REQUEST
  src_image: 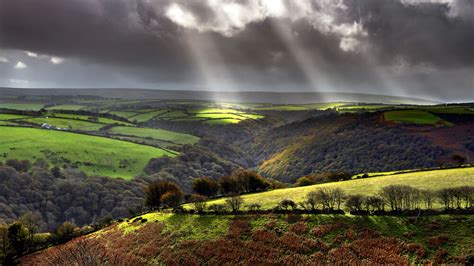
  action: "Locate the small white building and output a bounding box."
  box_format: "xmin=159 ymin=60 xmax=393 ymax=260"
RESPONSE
xmin=41 ymin=123 xmax=53 ymax=130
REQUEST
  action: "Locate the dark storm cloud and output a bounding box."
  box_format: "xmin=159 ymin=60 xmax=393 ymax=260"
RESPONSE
xmin=0 ymin=0 xmax=473 ymax=100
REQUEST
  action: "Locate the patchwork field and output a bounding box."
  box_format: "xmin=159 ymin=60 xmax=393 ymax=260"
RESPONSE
xmin=107 ymin=106 xmax=265 ymax=124
xmin=192 ymin=167 xmax=474 ymax=210
xmin=0 ymin=127 xmax=176 ymax=178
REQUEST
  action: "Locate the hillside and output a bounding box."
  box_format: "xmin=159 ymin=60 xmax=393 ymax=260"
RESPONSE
xmin=0 ymin=87 xmax=439 ymax=105
xmin=249 ymin=111 xmax=474 ymax=182
xmin=192 ymin=167 xmax=474 ymax=210
xmin=21 ymin=213 xmax=474 ymax=265
xmin=0 ymin=127 xmax=175 ymax=178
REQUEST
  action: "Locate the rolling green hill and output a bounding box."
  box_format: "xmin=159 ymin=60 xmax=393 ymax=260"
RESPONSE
xmin=0 ymin=127 xmax=176 ymax=178
xmin=191 ymin=167 xmax=474 ymax=210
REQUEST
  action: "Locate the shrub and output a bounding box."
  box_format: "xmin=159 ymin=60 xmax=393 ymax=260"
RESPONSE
xmin=145 ymin=181 xmax=183 ymax=209
xmin=190 ymin=195 xmax=208 ymax=213
xmin=311 ymin=188 xmax=346 ymax=210
xmin=225 ymin=194 xmax=244 ymax=212
xmin=365 ymin=196 xmax=385 ymax=212
xmin=246 ymin=203 xmax=261 ymax=211
xmin=208 ymin=204 xmax=226 ymax=213
xmin=380 ymin=185 xmax=421 ymax=211
xmin=428 ymin=235 xmax=449 ymax=248
xmin=192 ymin=177 xmax=219 ymax=197
xmin=346 ymin=195 xmax=365 ymax=212
xmin=219 ymin=176 xmax=240 ymax=194
xmin=295 ymin=176 xmax=314 ymax=187
xmin=161 ymin=190 xmax=184 ymax=208
xmin=6 ymin=159 xmax=30 ymax=173
xmin=53 ymin=221 xmax=78 ymax=243
xmin=279 ymin=199 xmax=297 ymax=211
xmin=219 ymin=169 xmax=270 ymax=194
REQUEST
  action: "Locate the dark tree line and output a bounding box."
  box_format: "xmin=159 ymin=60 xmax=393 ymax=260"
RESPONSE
xmin=191 ymin=169 xmax=282 ymax=198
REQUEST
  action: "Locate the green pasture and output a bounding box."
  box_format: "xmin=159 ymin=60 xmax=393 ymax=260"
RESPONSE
xmin=0 ymin=127 xmax=175 ymax=179
xmin=47 ymin=105 xmax=86 ymax=111
xmin=108 ymin=126 xmax=200 ymax=145
xmin=25 ymin=117 xmax=105 ymax=131
xmin=187 ymin=167 xmax=474 ymax=210
xmin=0 ymin=113 xmax=31 ymax=120
xmin=384 ymin=110 xmax=448 ymax=125
xmin=109 ymin=111 xmax=140 ymax=118
xmin=0 ymin=103 xmax=44 ymax=110
xmin=53 ymin=113 xmax=132 ymax=126
xmin=129 ymin=110 xmax=169 ymax=122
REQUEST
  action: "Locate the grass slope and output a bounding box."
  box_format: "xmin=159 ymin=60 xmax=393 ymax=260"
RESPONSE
xmin=0 ymin=103 xmax=44 ymax=110
xmin=384 ymin=110 xmax=446 ymax=125
xmin=195 ymin=167 xmax=474 ymax=210
xmin=47 ymin=105 xmax=86 ymax=111
xmin=0 ymin=114 xmax=31 ymax=120
xmin=53 ymin=113 xmax=132 ymax=126
xmin=0 ymin=127 xmax=176 ymax=178
xmin=23 ymin=213 xmax=474 ymax=264
xmin=109 ymin=126 xmax=200 ymax=145
xmin=24 ymin=117 xmax=105 ymax=131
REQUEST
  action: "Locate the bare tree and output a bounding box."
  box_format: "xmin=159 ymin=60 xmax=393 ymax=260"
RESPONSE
xmin=225 ymin=194 xmax=244 ymax=212
xmin=346 ymin=195 xmax=365 ymax=212
xmin=190 ymin=195 xmax=208 ymax=213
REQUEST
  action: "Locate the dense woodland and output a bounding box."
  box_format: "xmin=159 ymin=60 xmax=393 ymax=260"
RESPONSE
xmin=0 ymin=163 xmax=145 ymax=230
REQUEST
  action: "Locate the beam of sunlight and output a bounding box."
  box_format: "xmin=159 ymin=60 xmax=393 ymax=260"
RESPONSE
xmin=271 ymin=20 xmax=333 ymax=103
xmin=166 ymin=3 xmax=242 ymax=104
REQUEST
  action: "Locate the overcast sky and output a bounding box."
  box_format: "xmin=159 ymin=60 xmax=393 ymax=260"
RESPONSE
xmin=0 ymin=0 xmax=473 ymax=101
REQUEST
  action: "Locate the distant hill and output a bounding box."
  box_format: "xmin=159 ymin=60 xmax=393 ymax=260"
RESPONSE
xmin=0 ymin=87 xmax=440 ymax=105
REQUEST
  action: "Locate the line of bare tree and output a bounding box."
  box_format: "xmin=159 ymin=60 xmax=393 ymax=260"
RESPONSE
xmin=187 ymin=185 xmax=473 ymax=214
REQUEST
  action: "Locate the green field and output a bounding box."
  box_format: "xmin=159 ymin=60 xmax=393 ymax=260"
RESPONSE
xmin=0 ymin=127 xmax=175 ymax=178
xmin=128 ymin=110 xmax=169 ymax=122
xmin=25 ymin=117 xmax=105 ymax=131
xmin=384 ymin=110 xmax=447 ymax=125
xmin=337 ymin=105 xmax=393 ymax=112
xmin=109 ymin=111 xmax=140 ymax=118
xmin=47 ymin=105 xmax=86 ymax=110
xmin=0 ymin=103 xmax=44 ymax=110
xmin=0 ymin=113 xmax=31 ymax=120
xmin=190 ymin=168 xmax=474 ymax=210
xmin=53 ymin=113 xmax=132 ymax=126
xmin=109 ymin=126 xmax=200 ymax=145
xmin=204 ymin=118 xmax=242 ymax=124
xmin=107 ymin=106 xmax=264 ymax=125
xmin=423 ymin=106 xmax=474 ymax=115
xmin=0 ymin=121 xmax=17 ymax=126
xmin=190 ymin=108 xmax=245 ymax=114
xmin=254 ymin=102 xmax=348 ymax=111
